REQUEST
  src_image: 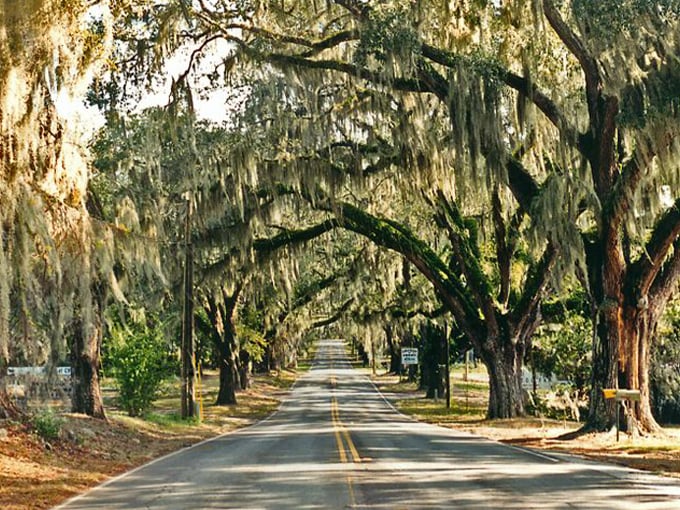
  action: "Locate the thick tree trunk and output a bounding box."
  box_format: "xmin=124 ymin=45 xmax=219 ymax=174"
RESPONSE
xmin=584 ymin=238 xmax=663 ymax=433
xmin=619 ymin=302 xmax=661 ymax=432
xmin=420 ymin=323 xmax=445 ymax=398
xmin=479 ymin=338 xmax=526 ymax=419
xmin=215 ymin=323 xmax=239 ymax=405
xmin=70 ymin=319 xmax=105 ymax=419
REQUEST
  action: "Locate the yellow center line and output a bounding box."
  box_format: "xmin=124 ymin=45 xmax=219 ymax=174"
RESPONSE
xmin=331 ymin=396 xmax=362 ymax=464
xmin=331 ymin=397 xmax=348 ymax=463
xmin=331 ymin=395 xmax=359 ymax=508
xmin=346 ymin=474 xmax=357 ymax=507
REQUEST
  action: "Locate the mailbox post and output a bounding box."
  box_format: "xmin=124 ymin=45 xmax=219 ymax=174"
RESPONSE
xmin=603 ymin=388 xmax=641 ymax=441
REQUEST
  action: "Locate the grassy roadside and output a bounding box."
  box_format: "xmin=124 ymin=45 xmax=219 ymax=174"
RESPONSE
xmin=0 ymin=366 xmax=305 ymax=510
xmin=372 ymin=366 xmax=680 ymax=480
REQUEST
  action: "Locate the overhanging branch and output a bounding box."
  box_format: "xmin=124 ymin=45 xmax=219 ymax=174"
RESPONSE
xmin=252 ymin=219 xmax=339 ymax=253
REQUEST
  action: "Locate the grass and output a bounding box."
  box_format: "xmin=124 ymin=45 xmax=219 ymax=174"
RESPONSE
xmin=373 ymin=367 xmax=680 ymax=480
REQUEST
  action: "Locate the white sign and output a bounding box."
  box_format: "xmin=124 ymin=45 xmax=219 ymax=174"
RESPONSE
xmin=401 ymin=348 xmax=418 ymax=366
xmin=7 ymin=366 xmax=71 ymax=377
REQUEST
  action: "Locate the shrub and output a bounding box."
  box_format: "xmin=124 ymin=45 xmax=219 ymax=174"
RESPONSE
xmin=31 ymin=408 xmax=64 ymax=441
xmin=107 ymin=322 xmax=176 ymax=417
xmin=531 ymin=312 xmax=592 ymax=394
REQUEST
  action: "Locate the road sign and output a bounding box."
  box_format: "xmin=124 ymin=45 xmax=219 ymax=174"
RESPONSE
xmin=401 ymin=348 xmax=418 ymax=366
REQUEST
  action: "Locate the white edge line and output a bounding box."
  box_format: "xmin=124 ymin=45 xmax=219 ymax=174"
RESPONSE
xmin=363 ymin=367 xmax=674 ymax=475
xmin=498 ymin=442 xmax=561 ymax=463
xmin=52 ymin=371 xmax=306 ymax=510
xmin=363 ymin=367 xmax=565 ymax=465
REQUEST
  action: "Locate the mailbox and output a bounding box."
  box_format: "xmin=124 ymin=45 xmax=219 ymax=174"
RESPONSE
xmin=602 ymin=388 xmax=642 ymax=442
xmin=602 ymin=388 xmax=641 ymax=401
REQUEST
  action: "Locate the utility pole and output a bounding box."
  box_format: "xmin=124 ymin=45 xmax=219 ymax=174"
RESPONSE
xmin=371 ymin=340 xmax=376 ymax=375
xmin=181 ymin=198 xmax=196 ymax=419
xmin=445 ymin=323 xmax=451 ymax=409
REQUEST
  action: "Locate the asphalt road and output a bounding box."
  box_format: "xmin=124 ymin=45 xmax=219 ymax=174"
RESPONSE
xmin=55 ymin=339 xmax=680 ymax=509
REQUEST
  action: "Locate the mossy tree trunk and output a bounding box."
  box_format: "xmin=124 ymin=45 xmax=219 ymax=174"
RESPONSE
xmin=542 ymin=1 xmax=680 ymax=433
xmin=204 ymin=284 xmax=242 ymax=406
xmin=70 ymin=314 xmax=106 ymax=419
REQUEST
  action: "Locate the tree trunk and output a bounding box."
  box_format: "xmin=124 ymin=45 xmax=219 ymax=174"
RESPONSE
xmin=584 ymin=237 xmax=663 ymax=433
xmin=479 ymin=338 xmax=526 ymax=419
xmin=215 ymin=320 xmax=239 ymax=405
xmin=70 ymin=318 xmax=106 ymax=419
xmin=385 ymin=325 xmax=401 ymax=374
xmin=420 ymin=323 xmax=445 ymax=399
xmin=618 ymin=301 xmax=661 ymax=432
xmin=238 ymin=349 xmax=250 ymax=390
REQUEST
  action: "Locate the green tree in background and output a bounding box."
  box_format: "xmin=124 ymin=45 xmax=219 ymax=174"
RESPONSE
xmin=107 ymin=319 xmax=176 ymax=417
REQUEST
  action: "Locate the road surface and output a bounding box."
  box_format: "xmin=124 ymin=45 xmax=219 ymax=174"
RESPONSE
xmin=55 ymin=339 xmax=680 ymax=509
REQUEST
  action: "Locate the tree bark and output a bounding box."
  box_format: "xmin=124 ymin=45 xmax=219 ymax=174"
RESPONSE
xmin=479 ymin=337 xmax=526 ymax=419
xmin=70 ymin=317 xmax=106 ymax=419
xmin=215 ymin=327 xmax=239 ymax=405
xmin=385 ymin=324 xmax=401 ymax=374
xmin=420 ymin=323 xmax=445 ymax=399
xmin=238 ymin=349 xmax=251 ymax=390
xmin=205 ymin=286 xmax=242 ymax=406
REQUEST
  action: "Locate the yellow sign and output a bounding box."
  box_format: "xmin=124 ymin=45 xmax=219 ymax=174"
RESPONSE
xmin=603 ymin=388 xmax=617 ymax=399
xmin=602 ymin=388 xmax=641 ymax=401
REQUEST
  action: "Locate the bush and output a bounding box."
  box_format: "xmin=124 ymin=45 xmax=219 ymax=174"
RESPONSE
xmin=531 ymin=312 xmax=592 ymax=393
xmin=31 ymin=408 xmax=64 ymax=441
xmin=107 ymin=322 xmax=176 ymax=417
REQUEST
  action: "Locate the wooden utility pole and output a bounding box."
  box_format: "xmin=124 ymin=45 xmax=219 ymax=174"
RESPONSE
xmin=181 ymin=198 xmax=196 ymax=419
xmin=444 ymin=323 xmax=451 ymax=409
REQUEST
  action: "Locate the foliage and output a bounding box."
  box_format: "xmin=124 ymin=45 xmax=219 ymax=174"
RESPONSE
xmin=354 ymin=4 xmax=422 ymax=74
xmin=572 ymin=0 xmax=680 ymax=41
xmin=30 ymin=408 xmax=64 ymax=441
xmin=106 ymin=320 xmax=176 ymax=417
xmin=650 ymin=304 xmax=680 ymax=424
xmin=237 ymin=305 xmax=267 ymax=362
xmin=531 ymin=312 xmax=592 ymax=393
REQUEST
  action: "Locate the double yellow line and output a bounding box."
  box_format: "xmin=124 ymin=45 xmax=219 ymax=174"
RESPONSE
xmin=331 ymin=392 xmax=361 ymax=507
xmin=331 ymin=396 xmax=361 ymax=464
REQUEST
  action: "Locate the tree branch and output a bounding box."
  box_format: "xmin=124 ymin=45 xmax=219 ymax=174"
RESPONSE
xmin=543 ymin=0 xmax=602 ymax=120
xmin=252 ymin=219 xmax=339 ymax=253
xmin=421 ymin=43 xmax=579 ymax=143
xmin=510 ymin=242 xmax=557 ymax=341
xmin=629 ymin=199 xmax=680 ymax=296
xmin=506 ymin=155 xmax=540 ymax=210
xmin=323 ymin=200 xmax=485 ymax=344
xmin=265 ymin=53 xmax=432 ymax=94
xmin=311 ymin=298 xmax=354 ymax=328
xmin=492 ymin=188 xmax=511 ymax=306
xmin=649 ymin=237 xmax=680 ymax=309
xmin=431 ymin=190 xmax=497 ymax=332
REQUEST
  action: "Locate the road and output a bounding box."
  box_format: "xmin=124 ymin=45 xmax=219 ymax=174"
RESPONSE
xmin=55 ymin=339 xmax=680 ymax=509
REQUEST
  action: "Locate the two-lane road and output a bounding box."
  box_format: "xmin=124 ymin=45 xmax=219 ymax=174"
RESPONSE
xmin=56 ymin=339 xmax=680 ymax=509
